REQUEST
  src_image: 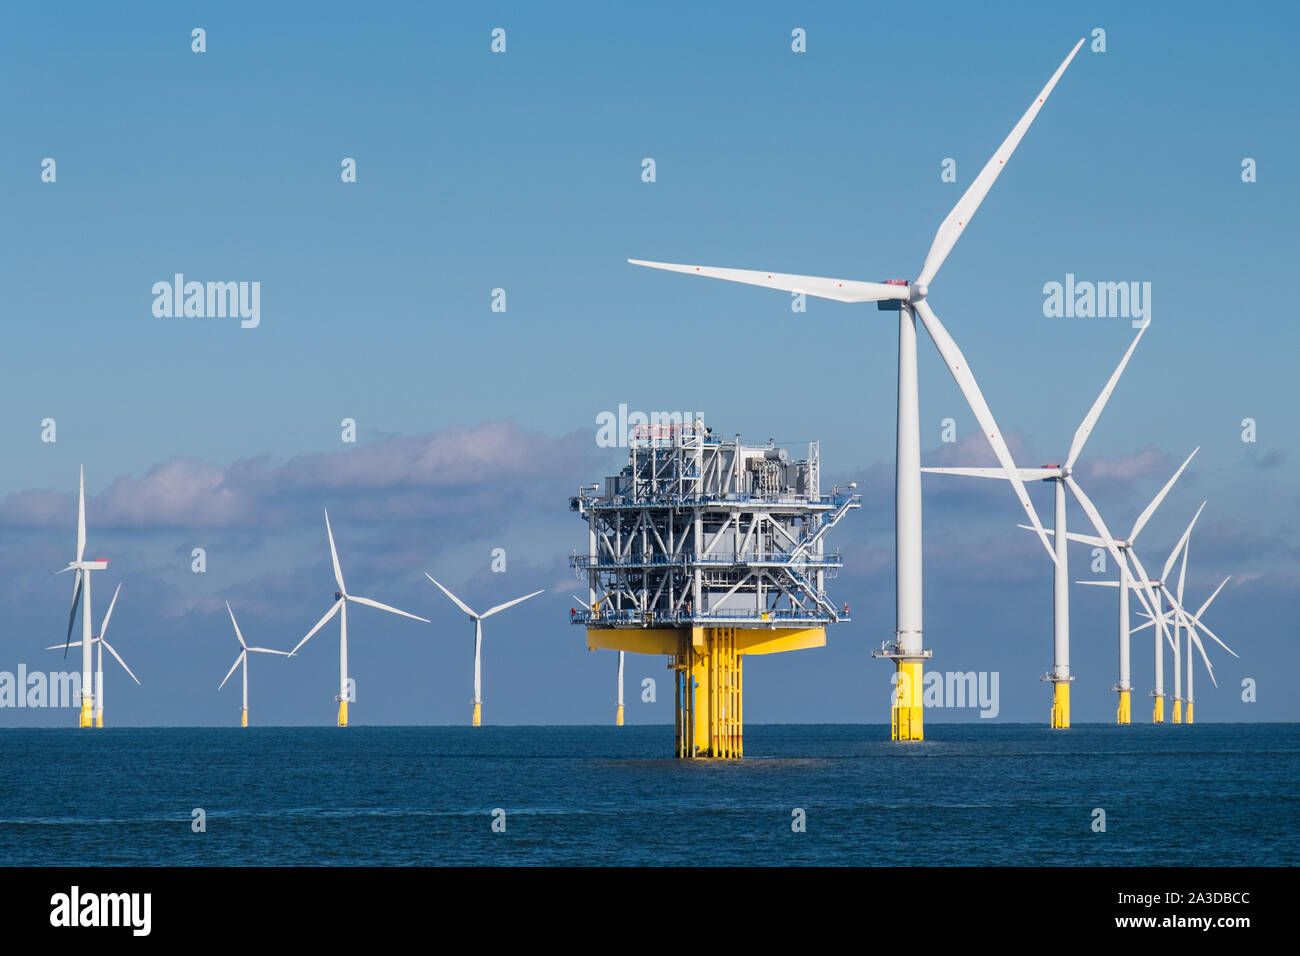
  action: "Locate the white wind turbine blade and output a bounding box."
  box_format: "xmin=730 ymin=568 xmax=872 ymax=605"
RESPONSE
xmin=1161 ymin=502 xmax=1206 ymax=583
xmin=571 ymin=595 xmax=591 ymax=611
xmin=913 ymin=299 xmax=1056 ymax=565
xmin=99 ymin=639 xmax=140 ymax=685
xmin=323 ymin=509 xmax=346 ymax=595
xmin=626 ymin=260 xmax=908 ymax=304
xmin=226 ymin=601 xmax=248 ymax=649
xmin=219 ymin=650 xmax=246 ymax=691
xmin=98 ymin=583 xmax=122 ymax=640
xmin=915 ymin=38 xmax=1086 ymax=288
xmin=482 ymin=589 xmax=545 ymax=619
xmin=922 ymin=466 xmax=1059 ymax=480
xmin=77 ymin=465 xmax=87 ymax=563
xmin=246 ymin=647 xmax=291 ymax=656
xmin=1187 ymin=630 xmax=1218 ymax=688
xmin=290 ymin=599 xmax=343 ymax=656
xmin=1064 ymin=324 xmax=1146 ymax=470
xmin=425 ymin=574 xmax=479 ymax=618
xmin=64 ymin=569 xmax=83 ymax=655
xmin=1195 ymin=577 xmax=1231 ymax=620
xmin=1176 ymin=529 xmax=1191 ymax=608
xmin=1076 ymin=580 xmax=1120 ymax=587
xmin=1019 ymin=525 xmax=1107 ymax=546
xmin=48 ymin=641 xmax=85 ymax=650
xmin=1190 ymin=617 xmax=1237 ymax=659
xmin=1129 ymin=447 xmax=1199 ymax=543
xmin=348 ymin=594 xmax=430 ymax=623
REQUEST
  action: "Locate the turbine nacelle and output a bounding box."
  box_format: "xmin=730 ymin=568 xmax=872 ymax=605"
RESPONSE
xmin=64 ymin=559 xmax=109 ymax=571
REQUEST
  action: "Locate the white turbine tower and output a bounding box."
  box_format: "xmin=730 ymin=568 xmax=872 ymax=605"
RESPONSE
xmin=1027 ymin=447 xmax=1199 ymax=723
xmin=575 ymin=594 xmax=624 ymax=725
xmin=426 ymin=575 xmax=543 ymax=726
xmin=220 ymin=602 xmax=289 ymax=727
xmin=924 ymin=324 xmax=1146 ymax=728
xmin=629 ymin=39 xmax=1088 ymax=740
xmin=289 ymin=509 xmax=429 ymax=727
xmin=48 ymin=583 xmax=137 ymax=727
xmin=55 ymin=466 xmax=109 ymax=728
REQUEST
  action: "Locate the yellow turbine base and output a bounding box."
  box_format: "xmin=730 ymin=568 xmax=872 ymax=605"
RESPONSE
xmin=79 ymin=699 xmax=94 ymax=728
xmin=1172 ymin=699 xmax=1182 ymax=724
xmin=615 ymin=704 xmax=624 ymax=726
xmin=1153 ymin=695 xmax=1164 ymax=724
xmin=1116 ymin=690 xmax=1131 ymax=725
xmin=1050 ymin=682 xmax=1070 ymax=729
xmin=338 ymin=698 xmax=348 ymax=728
xmin=472 ymin=702 xmax=481 ymax=727
xmin=1185 ymin=700 xmax=1194 ymax=724
xmin=95 ymin=711 xmax=104 ymax=729
xmin=892 ymin=660 xmax=924 ymax=741
xmin=241 ymin=708 xmax=248 ymax=728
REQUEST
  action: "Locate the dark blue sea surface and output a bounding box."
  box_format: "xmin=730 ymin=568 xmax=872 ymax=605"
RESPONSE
xmin=0 ymin=723 xmax=1294 ymax=866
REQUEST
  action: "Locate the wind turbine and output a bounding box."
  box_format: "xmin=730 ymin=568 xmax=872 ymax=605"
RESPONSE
xmin=1026 ymin=447 xmax=1199 ymax=723
xmin=54 ymin=466 xmax=109 ymax=728
xmin=426 ymin=575 xmax=543 ymax=726
xmin=289 ymin=509 xmax=430 ymax=727
xmin=574 ymin=594 xmax=624 ymax=725
xmin=629 ymin=39 xmax=1088 ymax=740
xmin=924 ymin=324 xmax=1146 ymax=728
xmin=220 ymin=602 xmax=289 ymax=727
xmin=47 ymin=583 xmax=137 ymax=728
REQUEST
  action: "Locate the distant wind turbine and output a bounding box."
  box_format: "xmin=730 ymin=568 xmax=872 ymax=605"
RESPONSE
xmin=220 ymin=602 xmax=289 ymax=727
xmin=290 ymin=509 xmax=430 ymax=727
xmin=426 ymin=575 xmax=543 ymax=726
xmin=54 ymin=466 xmax=110 ymax=728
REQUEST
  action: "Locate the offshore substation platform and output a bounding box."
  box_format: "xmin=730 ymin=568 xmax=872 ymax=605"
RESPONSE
xmin=570 ymin=418 xmax=860 ymax=758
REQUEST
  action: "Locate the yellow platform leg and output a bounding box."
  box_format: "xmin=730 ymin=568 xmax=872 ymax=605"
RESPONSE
xmin=1116 ymin=690 xmax=1131 ymax=725
xmin=79 ymin=698 xmax=94 ymax=728
xmin=338 ymin=698 xmax=348 ymax=728
xmin=892 ymin=660 xmax=924 ymax=741
xmin=1050 ymin=682 xmax=1070 ymax=729
xmin=674 ymin=628 xmax=743 ymax=758
xmin=1185 ymin=701 xmax=1193 ymax=724
xmin=241 ymin=708 xmax=248 ymax=728
xmin=95 ymin=711 xmax=104 ymax=729
xmin=1152 ymin=695 xmax=1164 ymax=724
xmin=471 ymin=701 xmax=481 ymax=727
xmin=1172 ymin=699 xmax=1182 ymax=724
xmin=615 ymin=704 xmax=624 ymax=726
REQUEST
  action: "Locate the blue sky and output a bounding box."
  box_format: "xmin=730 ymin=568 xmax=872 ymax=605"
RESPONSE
xmin=1 ymin=1 xmax=1296 ymax=726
